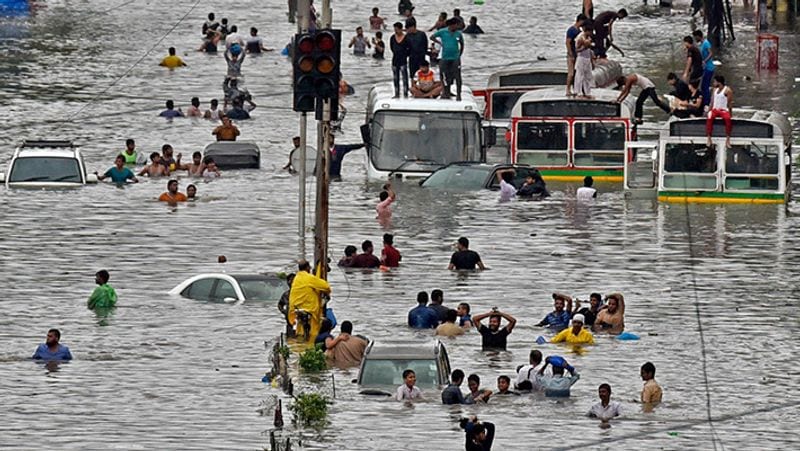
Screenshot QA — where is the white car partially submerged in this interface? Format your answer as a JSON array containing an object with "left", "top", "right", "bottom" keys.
[
  {"left": 0, "top": 140, "right": 98, "bottom": 188},
  {"left": 169, "top": 273, "right": 286, "bottom": 303}
]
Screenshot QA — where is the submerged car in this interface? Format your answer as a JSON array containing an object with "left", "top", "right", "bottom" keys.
[
  {"left": 419, "top": 162, "right": 540, "bottom": 190},
  {"left": 169, "top": 273, "right": 286, "bottom": 303},
  {"left": 0, "top": 140, "right": 98, "bottom": 188},
  {"left": 356, "top": 341, "right": 451, "bottom": 396},
  {"left": 202, "top": 141, "right": 260, "bottom": 169}
]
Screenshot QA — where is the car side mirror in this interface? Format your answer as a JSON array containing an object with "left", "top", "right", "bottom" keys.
[
  {"left": 360, "top": 123, "right": 371, "bottom": 145},
  {"left": 351, "top": 378, "right": 357, "bottom": 384},
  {"left": 86, "top": 173, "right": 98, "bottom": 183},
  {"left": 223, "top": 297, "right": 237, "bottom": 303},
  {"left": 0, "top": 172, "right": 5, "bottom": 183}
]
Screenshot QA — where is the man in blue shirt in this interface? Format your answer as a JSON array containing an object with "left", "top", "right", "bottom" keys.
[
  {"left": 431, "top": 18, "right": 464, "bottom": 100},
  {"left": 565, "top": 14, "right": 587, "bottom": 96},
  {"left": 692, "top": 29, "right": 714, "bottom": 107},
  {"left": 32, "top": 329, "right": 73, "bottom": 361},
  {"left": 441, "top": 369, "right": 474, "bottom": 404},
  {"left": 97, "top": 154, "right": 139, "bottom": 184},
  {"left": 159, "top": 99, "right": 184, "bottom": 118},
  {"left": 407, "top": 291, "right": 439, "bottom": 329},
  {"left": 328, "top": 135, "right": 364, "bottom": 181},
  {"left": 535, "top": 293, "right": 573, "bottom": 332}
]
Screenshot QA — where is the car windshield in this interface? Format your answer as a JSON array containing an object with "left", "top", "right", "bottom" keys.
[
  {"left": 235, "top": 276, "right": 285, "bottom": 301},
  {"left": 421, "top": 165, "right": 491, "bottom": 189},
  {"left": 370, "top": 111, "right": 480, "bottom": 172},
  {"left": 360, "top": 358, "right": 440, "bottom": 388},
  {"left": 9, "top": 157, "right": 81, "bottom": 183}
]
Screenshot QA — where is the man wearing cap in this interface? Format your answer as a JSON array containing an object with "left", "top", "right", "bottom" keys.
[
  {"left": 550, "top": 313, "right": 594, "bottom": 345},
  {"left": 535, "top": 356, "right": 580, "bottom": 397}
]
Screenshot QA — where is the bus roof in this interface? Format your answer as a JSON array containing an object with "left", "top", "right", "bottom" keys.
[
  {"left": 662, "top": 109, "right": 792, "bottom": 142},
  {"left": 367, "top": 83, "right": 480, "bottom": 116},
  {"left": 510, "top": 87, "right": 634, "bottom": 118},
  {"left": 486, "top": 59, "right": 622, "bottom": 89}
]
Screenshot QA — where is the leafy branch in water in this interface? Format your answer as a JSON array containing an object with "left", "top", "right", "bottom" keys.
[
  {"left": 277, "top": 345, "right": 291, "bottom": 360},
  {"left": 291, "top": 392, "right": 329, "bottom": 426},
  {"left": 298, "top": 346, "right": 326, "bottom": 372}
]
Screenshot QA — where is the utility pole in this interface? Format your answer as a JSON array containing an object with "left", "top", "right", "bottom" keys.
[
  {"left": 297, "top": 0, "right": 310, "bottom": 260},
  {"left": 313, "top": 0, "right": 333, "bottom": 279}
]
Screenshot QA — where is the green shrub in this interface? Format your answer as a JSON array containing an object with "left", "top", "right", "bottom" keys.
[
  {"left": 298, "top": 346, "right": 326, "bottom": 372},
  {"left": 277, "top": 345, "right": 291, "bottom": 360},
  {"left": 291, "top": 392, "right": 328, "bottom": 426}
]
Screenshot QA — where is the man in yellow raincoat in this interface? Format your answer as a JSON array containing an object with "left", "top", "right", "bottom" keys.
[{"left": 288, "top": 259, "right": 331, "bottom": 341}]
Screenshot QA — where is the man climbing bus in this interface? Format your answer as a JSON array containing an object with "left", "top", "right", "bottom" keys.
[{"left": 288, "top": 259, "right": 331, "bottom": 341}]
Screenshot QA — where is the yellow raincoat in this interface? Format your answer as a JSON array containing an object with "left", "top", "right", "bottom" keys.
[{"left": 287, "top": 270, "right": 331, "bottom": 341}]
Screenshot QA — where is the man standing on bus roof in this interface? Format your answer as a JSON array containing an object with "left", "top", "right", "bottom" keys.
[
  {"left": 592, "top": 9, "right": 627, "bottom": 60},
  {"left": 431, "top": 18, "right": 464, "bottom": 101},
  {"left": 565, "top": 14, "right": 587, "bottom": 97},
  {"left": 615, "top": 73, "right": 670, "bottom": 124}
]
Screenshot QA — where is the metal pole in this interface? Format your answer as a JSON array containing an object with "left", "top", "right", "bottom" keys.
[
  {"left": 321, "top": 0, "right": 332, "bottom": 28},
  {"left": 297, "top": 0, "right": 310, "bottom": 259}
]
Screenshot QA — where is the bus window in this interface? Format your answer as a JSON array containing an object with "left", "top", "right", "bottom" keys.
[
  {"left": 516, "top": 122, "right": 568, "bottom": 150},
  {"left": 664, "top": 144, "right": 717, "bottom": 173},
  {"left": 725, "top": 144, "right": 779, "bottom": 175},
  {"left": 574, "top": 122, "right": 626, "bottom": 151}
]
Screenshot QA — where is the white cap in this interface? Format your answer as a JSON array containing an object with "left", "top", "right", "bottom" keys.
[{"left": 572, "top": 314, "right": 585, "bottom": 324}]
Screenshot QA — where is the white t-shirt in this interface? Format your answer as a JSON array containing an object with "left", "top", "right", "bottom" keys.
[
  {"left": 588, "top": 401, "right": 622, "bottom": 421},
  {"left": 499, "top": 180, "right": 516, "bottom": 202},
  {"left": 576, "top": 186, "right": 597, "bottom": 200},
  {"left": 515, "top": 363, "right": 543, "bottom": 389},
  {"left": 395, "top": 384, "right": 422, "bottom": 401},
  {"left": 225, "top": 33, "right": 244, "bottom": 48}
]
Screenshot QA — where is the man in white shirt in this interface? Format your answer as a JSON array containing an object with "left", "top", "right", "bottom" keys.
[
  {"left": 588, "top": 383, "right": 622, "bottom": 422},
  {"left": 225, "top": 25, "right": 245, "bottom": 50},
  {"left": 515, "top": 350, "right": 543, "bottom": 390},
  {"left": 576, "top": 175, "right": 597, "bottom": 200},
  {"left": 496, "top": 168, "right": 517, "bottom": 202}
]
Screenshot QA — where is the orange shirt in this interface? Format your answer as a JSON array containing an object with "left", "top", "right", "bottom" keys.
[
  {"left": 213, "top": 124, "right": 240, "bottom": 141},
  {"left": 158, "top": 192, "right": 188, "bottom": 202},
  {"left": 416, "top": 69, "right": 435, "bottom": 83}
]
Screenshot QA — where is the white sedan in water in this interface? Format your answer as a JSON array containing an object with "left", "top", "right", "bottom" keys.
[{"left": 169, "top": 273, "right": 286, "bottom": 303}]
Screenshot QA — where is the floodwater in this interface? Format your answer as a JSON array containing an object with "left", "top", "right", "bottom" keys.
[{"left": 1, "top": 0, "right": 799, "bottom": 450}]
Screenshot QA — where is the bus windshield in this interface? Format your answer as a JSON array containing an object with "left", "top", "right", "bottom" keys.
[{"left": 370, "top": 111, "right": 481, "bottom": 172}]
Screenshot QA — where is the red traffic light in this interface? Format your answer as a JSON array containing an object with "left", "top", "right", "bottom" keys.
[
  {"left": 297, "top": 36, "right": 314, "bottom": 54},
  {"left": 316, "top": 32, "right": 336, "bottom": 52}
]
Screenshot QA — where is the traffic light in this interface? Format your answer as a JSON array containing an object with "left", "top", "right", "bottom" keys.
[{"left": 291, "top": 29, "right": 341, "bottom": 120}]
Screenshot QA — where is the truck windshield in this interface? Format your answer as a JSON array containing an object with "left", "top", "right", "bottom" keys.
[
  {"left": 370, "top": 111, "right": 480, "bottom": 172},
  {"left": 9, "top": 157, "right": 81, "bottom": 183}
]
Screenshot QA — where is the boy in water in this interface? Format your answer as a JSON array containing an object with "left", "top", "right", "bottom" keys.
[
  {"left": 396, "top": 369, "right": 422, "bottom": 401},
  {"left": 88, "top": 270, "right": 117, "bottom": 310},
  {"left": 139, "top": 152, "right": 169, "bottom": 177},
  {"left": 369, "top": 7, "right": 386, "bottom": 31},
  {"left": 372, "top": 31, "right": 385, "bottom": 59}
]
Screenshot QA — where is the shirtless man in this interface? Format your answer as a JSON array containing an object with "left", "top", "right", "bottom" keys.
[
  {"left": 138, "top": 152, "right": 169, "bottom": 177},
  {"left": 593, "top": 293, "right": 625, "bottom": 335},
  {"left": 183, "top": 151, "right": 205, "bottom": 176}
]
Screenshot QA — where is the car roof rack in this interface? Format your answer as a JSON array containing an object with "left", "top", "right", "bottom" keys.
[{"left": 21, "top": 140, "right": 75, "bottom": 148}]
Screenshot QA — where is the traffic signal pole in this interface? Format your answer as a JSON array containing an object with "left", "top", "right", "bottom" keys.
[
  {"left": 297, "top": 0, "right": 310, "bottom": 260},
  {"left": 314, "top": 0, "right": 333, "bottom": 280}
]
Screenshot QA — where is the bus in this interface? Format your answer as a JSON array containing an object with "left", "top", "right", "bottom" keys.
[
  {"left": 624, "top": 110, "right": 793, "bottom": 203},
  {"left": 361, "top": 83, "right": 488, "bottom": 180},
  {"left": 508, "top": 87, "right": 636, "bottom": 182}
]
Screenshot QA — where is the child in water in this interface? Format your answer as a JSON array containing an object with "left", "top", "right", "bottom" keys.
[
  {"left": 372, "top": 31, "right": 385, "bottom": 59},
  {"left": 395, "top": 369, "right": 422, "bottom": 401}
]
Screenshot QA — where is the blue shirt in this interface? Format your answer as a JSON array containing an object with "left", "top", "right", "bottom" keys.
[
  {"left": 432, "top": 28, "right": 463, "bottom": 61},
  {"left": 700, "top": 39, "right": 714, "bottom": 71},
  {"left": 103, "top": 166, "right": 136, "bottom": 183},
  {"left": 330, "top": 143, "right": 364, "bottom": 178},
  {"left": 441, "top": 384, "right": 474, "bottom": 404},
  {"left": 159, "top": 109, "right": 184, "bottom": 118},
  {"left": 566, "top": 25, "right": 581, "bottom": 57},
  {"left": 408, "top": 305, "right": 439, "bottom": 329},
  {"left": 535, "top": 372, "right": 580, "bottom": 397},
  {"left": 32, "top": 343, "right": 72, "bottom": 361},
  {"left": 458, "top": 313, "right": 472, "bottom": 327},
  {"left": 539, "top": 310, "right": 572, "bottom": 332}
]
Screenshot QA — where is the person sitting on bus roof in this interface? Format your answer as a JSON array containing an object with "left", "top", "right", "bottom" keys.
[
  {"left": 666, "top": 72, "right": 691, "bottom": 102},
  {"left": 615, "top": 73, "right": 670, "bottom": 124},
  {"left": 410, "top": 60, "right": 443, "bottom": 98},
  {"left": 706, "top": 75, "right": 734, "bottom": 148},
  {"left": 672, "top": 80, "right": 704, "bottom": 119}
]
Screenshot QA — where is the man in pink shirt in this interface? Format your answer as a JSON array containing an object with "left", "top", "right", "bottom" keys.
[{"left": 376, "top": 182, "right": 396, "bottom": 227}]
